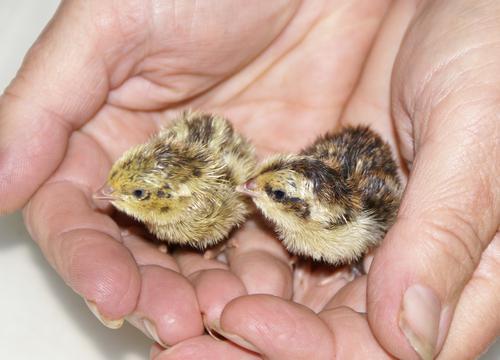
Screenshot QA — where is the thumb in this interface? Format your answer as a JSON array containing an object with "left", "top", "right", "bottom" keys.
[
  {"left": 367, "top": 95, "right": 499, "bottom": 358},
  {"left": 367, "top": 1, "right": 500, "bottom": 358},
  {"left": 0, "top": 1, "right": 113, "bottom": 213}
]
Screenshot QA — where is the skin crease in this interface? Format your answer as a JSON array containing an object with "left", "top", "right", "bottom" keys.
[{"left": 0, "top": 1, "right": 498, "bottom": 360}]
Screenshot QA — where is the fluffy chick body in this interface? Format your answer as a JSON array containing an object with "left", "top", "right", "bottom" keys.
[
  {"left": 103, "top": 111, "right": 256, "bottom": 248},
  {"left": 242, "top": 126, "right": 401, "bottom": 265}
]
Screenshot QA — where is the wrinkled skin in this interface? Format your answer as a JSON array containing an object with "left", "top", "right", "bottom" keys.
[{"left": 1, "top": 0, "right": 499, "bottom": 359}]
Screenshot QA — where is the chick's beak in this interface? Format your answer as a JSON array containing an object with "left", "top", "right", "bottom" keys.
[
  {"left": 93, "top": 183, "right": 117, "bottom": 201},
  {"left": 236, "top": 179, "right": 259, "bottom": 197}
]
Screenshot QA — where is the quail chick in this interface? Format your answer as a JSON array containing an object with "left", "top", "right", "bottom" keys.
[
  {"left": 95, "top": 111, "right": 256, "bottom": 249},
  {"left": 237, "top": 126, "right": 402, "bottom": 265}
]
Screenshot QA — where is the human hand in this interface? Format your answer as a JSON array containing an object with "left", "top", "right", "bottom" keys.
[
  {"left": 152, "top": 1, "right": 499, "bottom": 359},
  {"left": 0, "top": 0, "right": 333, "bottom": 348}
]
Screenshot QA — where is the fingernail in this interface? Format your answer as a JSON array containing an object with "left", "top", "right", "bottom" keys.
[
  {"left": 120, "top": 228, "right": 131, "bottom": 237},
  {"left": 84, "top": 298, "right": 124, "bottom": 329},
  {"left": 203, "top": 316, "right": 225, "bottom": 341},
  {"left": 143, "top": 318, "right": 170, "bottom": 349},
  {"left": 399, "top": 284, "right": 441, "bottom": 360},
  {"left": 215, "top": 327, "right": 260, "bottom": 353},
  {"left": 158, "top": 244, "right": 168, "bottom": 253}
]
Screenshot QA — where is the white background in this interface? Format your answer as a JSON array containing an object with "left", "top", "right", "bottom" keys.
[{"left": 0, "top": 1, "right": 498, "bottom": 359}]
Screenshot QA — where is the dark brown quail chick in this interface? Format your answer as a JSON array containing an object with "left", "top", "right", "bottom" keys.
[{"left": 238, "top": 126, "right": 402, "bottom": 265}]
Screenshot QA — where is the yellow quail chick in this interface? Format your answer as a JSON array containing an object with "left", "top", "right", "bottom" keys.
[
  {"left": 95, "top": 111, "right": 256, "bottom": 249},
  {"left": 237, "top": 126, "right": 402, "bottom": 265}
]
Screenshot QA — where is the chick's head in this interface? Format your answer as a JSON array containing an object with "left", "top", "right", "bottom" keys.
[
  {"left": 103, "top": 141, "right": 204, "bottom": 225},
  {"left": 239, "top": 156, "right": 317, "bottom": 224},
  {"left": 240, "top": 155, "right": 353, "bottom": 227}
]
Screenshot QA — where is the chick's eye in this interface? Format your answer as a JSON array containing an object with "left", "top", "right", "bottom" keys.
[
  {"left": 272, "top": 190, "right": 286, "bottom": 200},
  {"left": 132, "top": 189, "right": 146, "bottom": 199}
]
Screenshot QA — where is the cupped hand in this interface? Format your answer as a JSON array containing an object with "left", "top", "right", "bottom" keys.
[
  {"left": 0, "top": 0, "right": 389, "bottom": 349},
  {"left": 153, "top": 1, "right": 499, "bottom": 359}
]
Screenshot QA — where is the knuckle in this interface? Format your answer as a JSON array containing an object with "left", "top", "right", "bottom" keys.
[
  {"left": 476, "top": 233, "right": 500, "bottom": 279},
  {"left": 422, "top": 212, "right": 483, "bottom": 275}
]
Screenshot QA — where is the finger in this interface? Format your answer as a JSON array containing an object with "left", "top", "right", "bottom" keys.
[
  {"left": 121, "top": 232, "right": 206, "bottom": 347},
  {"left": 226, "top": 219, "right": 293, "bottom": 298},
  {"left": 189, "top": 268, "right": 247, "bottom": 334},
  {"left": 174, "top": 249, "right": 247, "bottom": 335},
  {"left": 369, "top": 101, "right": 500, "bottom": 358},
  {"left": 153, "top": 335, "right": 261, "bottom": 360},
  {"left": 219, "top": 295, "right": 336, "bottom": 359},
  {"left": 24, "top": 132, "right": 140, "bottom": 325},
  {"left": 0, "top": 1, "right": 113, "bottom": 213},
  {"left": 439, "top": 234, "right": 500, "bottom": 358},
  {"left": 324, "top": 275, "right": 367, "bottom": 313},
  {"left": 128, "top": 265, "right": 204, "bottom": 348},
  {"left": 368, "top": 156, "right": 498, "bottom": 359},
  {"left": 122, "top": 231, "right": 179, "bottom": 271},
  {"left": 368, "top": 2, "right": 500, "bottom": 355},
  {"left": 175, "top": 249, "right": 228, "bottom": 277},
  {"left": 319, "top": 307, "right": 394, "bottom": 359},
  {"left": 292, "top": 262, "right": 354, "bottom": 313}
]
